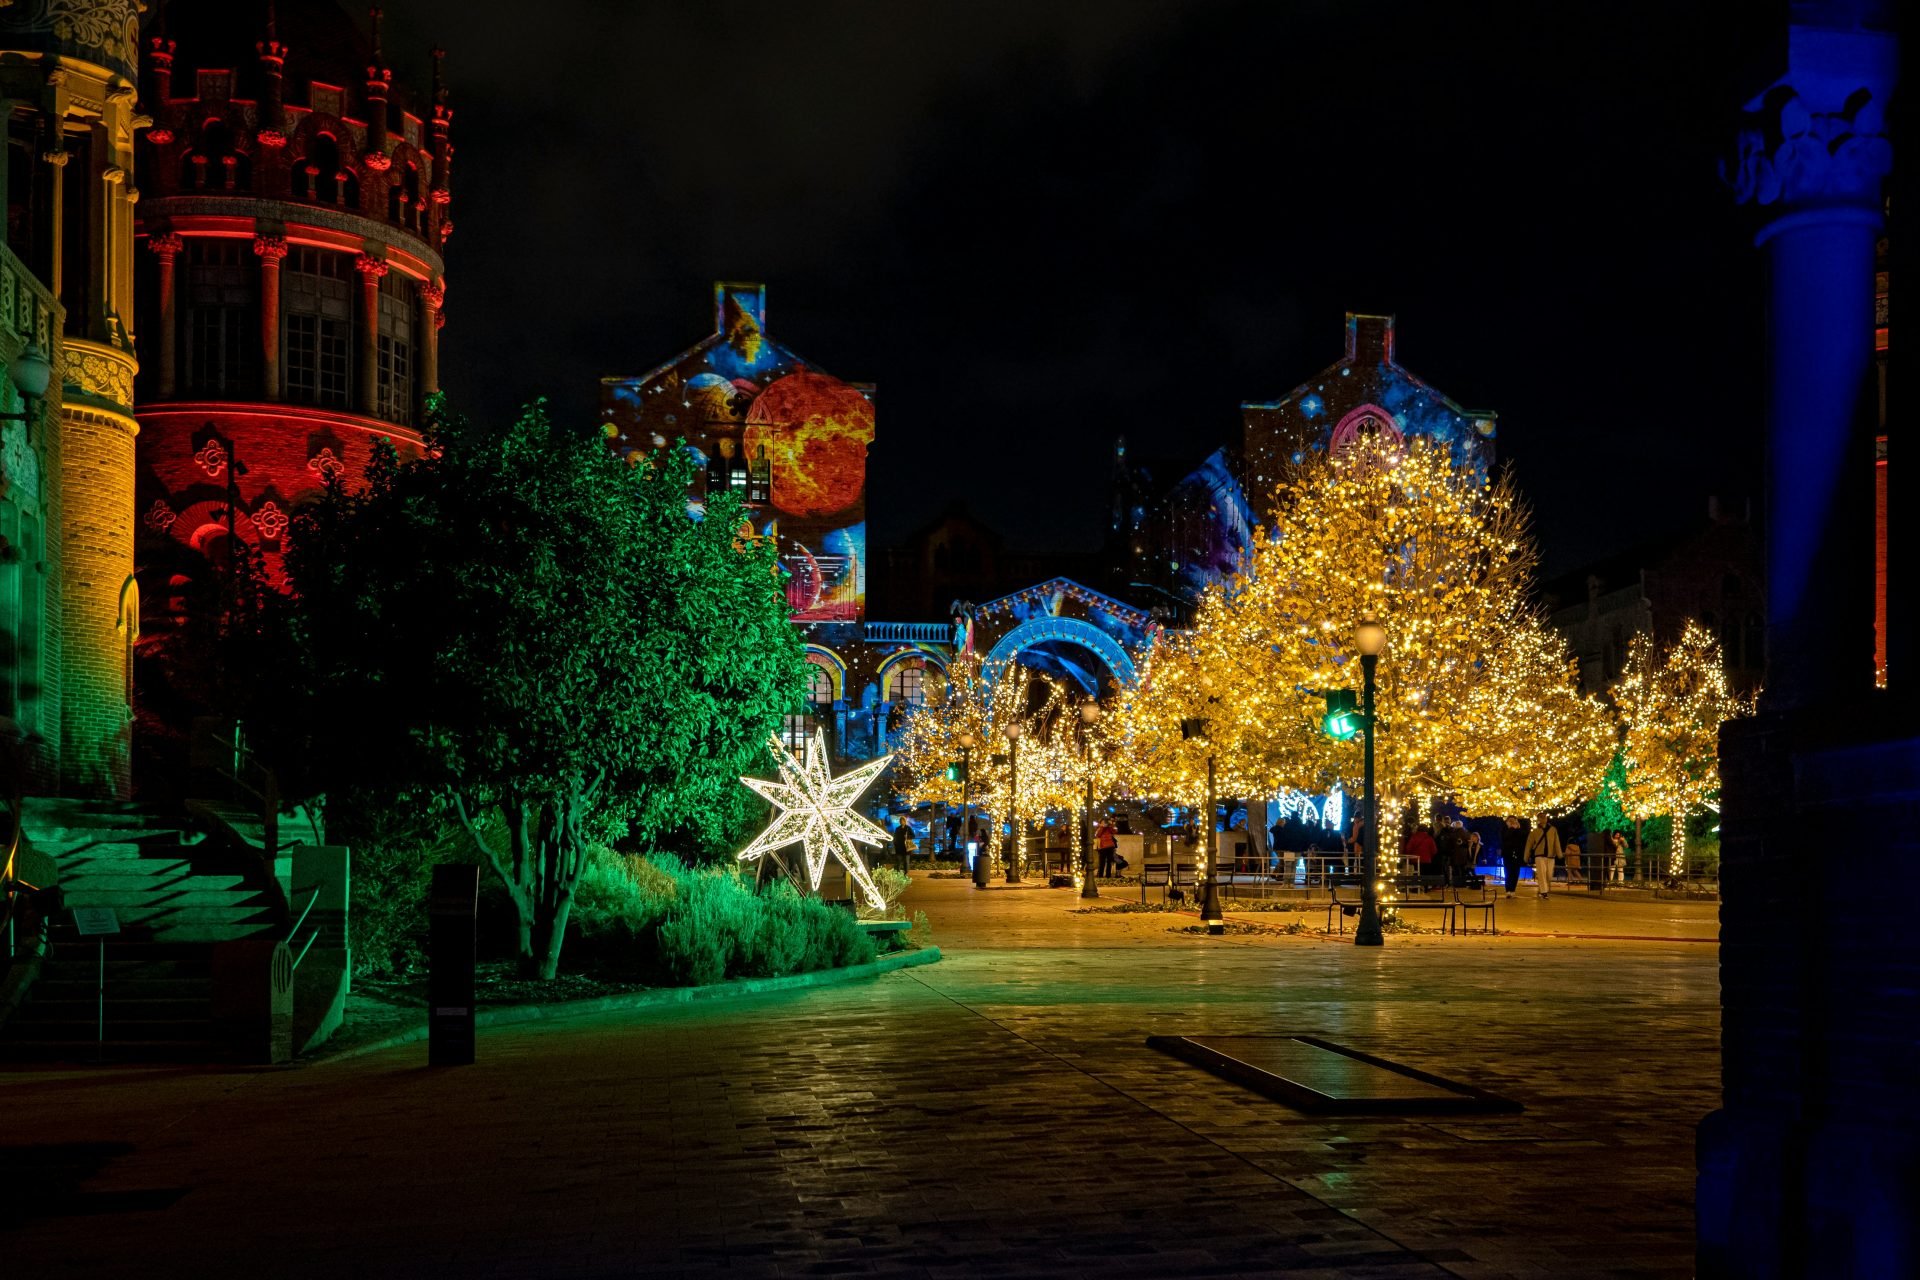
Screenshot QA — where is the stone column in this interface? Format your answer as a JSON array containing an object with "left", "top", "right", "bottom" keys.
[
  {"left": 1726, "top": 43, "right": 1895, "bottom": 710},
  {"left": 418, "top": 280, "right": 443, "bottom": 403},
  {"left": 1701, "top": 13, "right": 1904, "bottom": 1280},
  {"left": 253, "top": 235, "right": 287, "bottom": 400},
  {"left": 354, "top": 254, "right": 387, "bottom": 416},
  {"left": 148, "top": 231, "right": 182, "bottom": 398}
]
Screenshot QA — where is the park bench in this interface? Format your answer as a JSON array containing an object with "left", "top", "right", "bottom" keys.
[
  {"left": 1327, "top": 882, "right": 1456, "bottom": 935},
  {"left": 1141, "top": 854, "right": 1197, "bottom": 904},
  {"left": 1451, "top": 898, "right": 1498, "bottom": 934}
]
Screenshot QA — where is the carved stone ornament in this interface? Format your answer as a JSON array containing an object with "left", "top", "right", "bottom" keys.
[
  {"left": 306, "top": 447, "right": 346, "bottom": 481},
  {"left": 66, "top": 348, "right": 134, "bottom": 408},
  {"left": 193, "top": 439, "right": 227, "bottom": 478},
  {"left": 354, "top": 254, "right": 390, "bottom": 278},
  {"left": 0, "top": 1, "right": 142, "bottom": 82},
  {"left": 253, "top": 235, "right": 289, "bottom": 262},
  {"left": 251, "top": 501, "right": 289, "bottom": 542},
  {"left": 143, "top": 498, "right": 177, "bottom": 533},
  {"left": 1725, "top": 84, "right": 1893, "bottom": 208}
]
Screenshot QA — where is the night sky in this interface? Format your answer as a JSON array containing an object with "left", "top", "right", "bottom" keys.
[{"left": 384, "top": 0, "right": 1766, "bottom": 578}]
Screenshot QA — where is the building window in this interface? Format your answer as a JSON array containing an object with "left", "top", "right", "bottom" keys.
[
  {"left": 188, "top": 305, "right": 249, "bottom": 396},
  {"left": 286, "top": 312, "right": 350, "bottom": 408},
  {"left": 780, "top": 712, "right": 811, "bottom": 751},
  {"left": 377, "top": 334, "right": 411, "bottom": 421},
  {"left": 805, "top": 662, "right": 834, "bottom": 707},
  {"left": 887, "top": 658, "right": 927, "bottom": 707}
]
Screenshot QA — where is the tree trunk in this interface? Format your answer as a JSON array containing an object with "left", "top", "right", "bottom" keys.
[
  {"left": 1668, "top": 812, "right": 1686, "bottom": 881},
  {"left": 521, "top": 782, "right": 590, "bottom": 979}
]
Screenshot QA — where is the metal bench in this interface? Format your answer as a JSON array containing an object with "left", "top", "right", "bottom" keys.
[{"left": 1327, "top": 882, "right": 1456, "bottom": 934}]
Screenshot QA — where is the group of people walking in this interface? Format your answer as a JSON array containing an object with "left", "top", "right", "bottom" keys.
[{"left": 1500, "top": 815, "right": 1631, "bottom": 897}]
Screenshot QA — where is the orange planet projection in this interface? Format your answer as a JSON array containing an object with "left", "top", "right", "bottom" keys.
[{"left": 744, "top": 371, "right": 875, "bottom": 518}]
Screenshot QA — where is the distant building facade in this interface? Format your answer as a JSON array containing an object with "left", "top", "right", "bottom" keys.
[
  {"left": 1109, "top": 313, "right": 1497, "bottom": 615},
  {"left": 128, "top": 3, "right": 451, "bottom": 788},
  {"left": 1541, "top": 501, "right": 1765, "bottom": 695},
  {"left": 603, "top": 283, "right": 1151, "bottom": 763},
  {"left": 132, "top": 2, "right": 451, "bottom": 599}
]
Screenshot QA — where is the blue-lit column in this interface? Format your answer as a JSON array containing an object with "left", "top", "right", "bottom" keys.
[
  {"left": 1727, "top": 29, "right": 1895, "bottom": 708},
  {"left": 1703, "top": 12, "right": 1904, "bottom": 1279}
]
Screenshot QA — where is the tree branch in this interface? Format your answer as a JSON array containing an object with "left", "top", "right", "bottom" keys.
[{"left": 453, "top": 793, "right": 513, "bottom": 888}]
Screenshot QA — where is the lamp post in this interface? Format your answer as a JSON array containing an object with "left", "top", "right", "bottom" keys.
[
  {"left": 960, "top": 730, "right": 985, "bottom": 889},
  {"left": 1353, "top": 618, "right": 1387, "bottom": 947},
  {"left": 1079, "top": 699, "right": 1101, "bottom": 899},
  {"left": 1004, "top": 722, "right": 1023, "bottom": 883}
]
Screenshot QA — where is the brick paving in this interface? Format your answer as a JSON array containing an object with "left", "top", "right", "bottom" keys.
[{"left": 0, "top": 878, "right": 1719, "bottom": 1278}]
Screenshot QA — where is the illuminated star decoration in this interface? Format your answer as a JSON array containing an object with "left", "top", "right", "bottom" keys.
[{"left": 737, "top": 730, "right": 893, "bottom": 911}]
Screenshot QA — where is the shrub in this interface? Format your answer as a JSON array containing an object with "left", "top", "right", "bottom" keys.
[{"left": 859, "top": 866, "right": 911, "bottom": 920}]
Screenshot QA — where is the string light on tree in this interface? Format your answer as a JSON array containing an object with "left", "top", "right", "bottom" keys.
[
  {"left": 737, "top": 729, "right": 893, "bottom": 911},
  {"left": 1614, "top": 621, "right": 1755, "bottom": 878}
]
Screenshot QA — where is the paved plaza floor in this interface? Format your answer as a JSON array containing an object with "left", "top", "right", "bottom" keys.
[{"left": 0, "top": 877, "right": 1721, "bottom": 1278}]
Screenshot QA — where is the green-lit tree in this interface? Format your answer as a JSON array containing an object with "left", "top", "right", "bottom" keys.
[
  {"left": 1581, "top": 748, "right": 1631, "bottom": 835},
  {"left": 287, "top": 399, "right": 806, "bottom": 977}
]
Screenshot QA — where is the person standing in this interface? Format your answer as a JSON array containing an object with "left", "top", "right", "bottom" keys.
[
  {"left": 892, "top": 817, "right": 914, "bottom": 872},
  {"left": 1095, "top": 819, "right": 1119, "bottom": 877},
  {"left": 1404, "top": 824, "right": 1439, "bottom": 885},
  {"left": 1610, "top": 830, "right": 1628, "bottom": 884},
  {"left": 945, "top": 810, "right": 962, "bottom": 856},
  {"left": 1525, "top": 815, "right": 1562, "bottom": 899},
  {"left": 1502, "top": 815, "right": 1527, "bottom": 897},
  {"left": 1346, "top": 812, "right": 1367, "bottom": 878}
]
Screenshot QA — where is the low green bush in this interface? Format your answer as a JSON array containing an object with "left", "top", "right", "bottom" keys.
[{"left": 572, "top": 854, "right": 876, "bottom": 985}]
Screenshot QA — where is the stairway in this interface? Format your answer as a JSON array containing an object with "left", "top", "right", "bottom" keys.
[{"left": 1, "top": 799, "right": 285, "bottom": 1062}]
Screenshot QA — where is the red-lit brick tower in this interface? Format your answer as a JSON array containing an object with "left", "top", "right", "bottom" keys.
[{"left": 132, "top": 1, "right": 449, "bottom": 609}]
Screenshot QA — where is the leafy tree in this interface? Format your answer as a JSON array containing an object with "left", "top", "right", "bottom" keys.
[
  {"left": 1613, "top": 622, "right": 1754, "bottom": 878},
  {"left": 1581, "top": 748, "right": 1632, "bottom": 834},
  {"left": 286, "top": 400, "right": 806, "bottom": 977}
]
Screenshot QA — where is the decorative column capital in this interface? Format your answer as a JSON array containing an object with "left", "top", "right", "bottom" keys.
[
  {"left": 419, "top": 281, "right": 445, "bottom": 311},
  {"left": 1725, "top": 83, "right": 1893, "bottom": 213},
  {"left": 148, "top": 231, "right": 184, "bottom": 259},
  {"left": 253, "top": 235, "right": 290, "bottom": 263},
  {"left": 354, "top": 254, "right": 390, "bottom": 280}
]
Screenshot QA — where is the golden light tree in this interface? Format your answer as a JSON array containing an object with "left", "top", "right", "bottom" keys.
[
  {"left": 892, "top": 654, "right": 1090, "bottom": 877},
  {"left": 1614, "top": 621, "right": 1755, "bottom": 877},
  {"left": 1218, "top": 436, "right": 1538, "bottom": 803},
  {"left": 1445, "top": 613, "right": 1617, "bottom": 816}
]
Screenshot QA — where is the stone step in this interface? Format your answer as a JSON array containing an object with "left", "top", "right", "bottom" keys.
[
  {"left": 0, "top": 1039, "right": 224, "bottom": 1063},
  {"left": 56, "top": 883, "right": 257, "bottom": 906},
  {"left": 58, "top": 867, "right": 201, "bottom": 888},
  {"left": 31, "top": 976, "right": 211, "bottom": 1000},
  {"left": 14, "top": 996, "right": 211, "bottom": 1021},
  {"left": 56, "top": 847, "right": 204, "bottom": 864}
]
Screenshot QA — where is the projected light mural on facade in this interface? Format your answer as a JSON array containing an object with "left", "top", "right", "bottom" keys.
[{"left": 601, "top": 283, "right": 873, "bottom": 622}]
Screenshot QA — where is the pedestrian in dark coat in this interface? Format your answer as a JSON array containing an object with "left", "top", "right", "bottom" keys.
[{"left": 1502, "top": 815, "right": 1527, "bottom": 897}]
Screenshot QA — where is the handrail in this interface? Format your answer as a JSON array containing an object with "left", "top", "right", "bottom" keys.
[
  {"left": 287, "top": 888, "right": 320, "bottom": 943},
  {"left": 1, "top": 780, "right": 27, "bottom": 960},
  {"left": 287, "top": 887, "right": 325, "bottom": 973}
]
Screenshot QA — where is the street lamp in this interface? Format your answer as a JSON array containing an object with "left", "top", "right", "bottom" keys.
[
  {"left": 1004, "top": 722, "right": 1024, "bottom": 883},
  {"left": 0, "top": 344, "right": 51, "bottom": 433},
  {"left": 1079, "top": 699, "right": 1101, "bottom": 899},
  {"left": 959, "top": 730, "right": 984, "bottom": 889},
  {"left": 1353, "top": 617, "right": 1387, "bottom": 947}
]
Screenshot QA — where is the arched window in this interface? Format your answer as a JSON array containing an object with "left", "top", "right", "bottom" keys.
[
  {"left": 306, "top": 133, "right": 354, "bottom": 206},
  {"left": 887, "top": 657, "right": 927, "bottom": 707},
  {"left": 805, "top": 662, "right": 833, "bottom": 707}
]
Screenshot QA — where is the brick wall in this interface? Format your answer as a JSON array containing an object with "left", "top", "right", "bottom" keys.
[{"left": 59, "top": 404, "right": 137, "bottom": 796}]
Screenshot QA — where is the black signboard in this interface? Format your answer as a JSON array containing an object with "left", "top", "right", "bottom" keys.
[{"left": 428, "top": 864, "right": 479, "bottom": 1066}]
